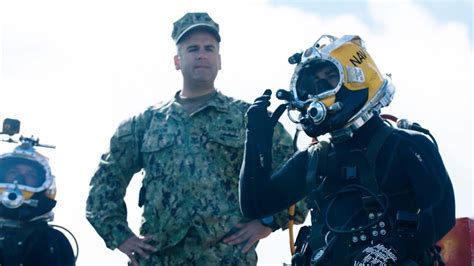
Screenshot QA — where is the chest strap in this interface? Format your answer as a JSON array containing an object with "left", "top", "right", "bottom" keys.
[{"left": 306, "top": 141, "right": 330, "bottom": 213}]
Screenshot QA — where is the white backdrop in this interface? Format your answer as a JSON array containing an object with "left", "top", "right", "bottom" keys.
[{"left": 1, "top": 0, "right": 472, "bottom": 265}]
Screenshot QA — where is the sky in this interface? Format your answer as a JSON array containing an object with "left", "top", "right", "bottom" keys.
[{"left": 0, "top": 0, "right": 472, "bottom": 265}]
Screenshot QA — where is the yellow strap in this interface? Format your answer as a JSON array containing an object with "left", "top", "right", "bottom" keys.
[{"left": 288, "top": 204, "right": 296, "bottom": 255}]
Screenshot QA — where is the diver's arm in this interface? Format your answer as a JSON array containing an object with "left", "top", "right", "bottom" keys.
[
  {"left": 382, "top": 132, "right": 455, "bottom": 259},
  {"left": 259, "top": 150, "right": 309, "bottom": 215},
  {"left": 239, "top": 136, "right": 309, "bottom": 218},
  {"left": 239, "top": 129, "right": 266, "bottom": 219},
  {"left": 239, "top": 89, "right": 310, "bottom": 219},
  {"left": 270, "top": 123, "right": 311, "bottom": 228},
  {"left": 402, "top": 133, "right": 455, "bottom": 254}
]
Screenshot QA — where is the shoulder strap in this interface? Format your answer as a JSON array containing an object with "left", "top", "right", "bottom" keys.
[
  {"left": 306, "top": 141, "right": 330, "bottom": 191},
  {"left": 360, "top": 126, "right": 395, "bottom": 195},
  {"left": 306, "top": 140, "right": 330, "bottom": 219},
  {"left": 305, "top": 141, "right": 332, "bottom": 252}
]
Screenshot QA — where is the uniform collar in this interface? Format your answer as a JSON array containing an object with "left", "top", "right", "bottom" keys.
[
  {"left": 172, "top": 90, "right": 229, "bottom": 113},
  {"left": 151, "top": 90, "right": 230, "bottom": 121}
]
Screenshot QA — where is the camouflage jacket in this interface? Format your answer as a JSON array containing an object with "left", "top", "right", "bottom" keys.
[{"left": 86, "top": 91, "right": 308, "bottom": 252}]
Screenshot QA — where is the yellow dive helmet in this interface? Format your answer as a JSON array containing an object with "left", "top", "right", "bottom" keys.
[
  {"left": 287, "top": 35, "right": 395, "bottom": 140},
  {"left": 0, "top": 140, "right": 56, "bottom": 221}
]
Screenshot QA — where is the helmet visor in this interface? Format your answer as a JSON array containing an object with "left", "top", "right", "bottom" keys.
[
  {"left": 0, "top": 157, "right": 46, "bottom": 189},
  {"left": 295, "top": 60, "right": 341, "bottom": 102}
]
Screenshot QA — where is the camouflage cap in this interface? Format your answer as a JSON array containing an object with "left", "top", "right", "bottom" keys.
[{"left": 172, "top": 12, "right": 220, "bottom": 44}]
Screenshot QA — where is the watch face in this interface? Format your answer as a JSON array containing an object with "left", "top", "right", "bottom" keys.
[{"left": 261, "top": 216, "right": 274, "bottom": 225}]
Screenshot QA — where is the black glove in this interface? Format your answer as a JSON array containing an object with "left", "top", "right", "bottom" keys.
[
  {"left": 239, "top": 89, "right": 286, "bottom": 218},
  {"left": 246, "top": 89, "right": 287, "bottom": 156},
  {"left": 353, "top": 243, "right": 398, "bottom": 265}
]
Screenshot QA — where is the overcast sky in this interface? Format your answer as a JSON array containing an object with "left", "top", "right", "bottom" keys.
[{"left": 1, "top": 0, "right": 472, "bottom": 265}]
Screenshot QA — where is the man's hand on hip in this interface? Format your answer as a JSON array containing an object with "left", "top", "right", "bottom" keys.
[
  {"left": 118, "top": 235, "right": 158, "bottom": 266},
  {"left": 222, "top": 219, "right": 272, "bottom": 253}
]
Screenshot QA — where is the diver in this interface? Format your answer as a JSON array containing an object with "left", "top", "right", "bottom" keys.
[
  {"left": 239, "top": 35, "right": 455, "bottom": 265},
  {"left": 0, "top": 119, "right": 76, "bottom": 266}
]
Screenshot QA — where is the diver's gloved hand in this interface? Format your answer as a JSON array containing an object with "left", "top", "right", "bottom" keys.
[
  {"left": 239, "top": 89, "right": 287, "bottom": 218},
  {"left": 246, "top": 89, "right": 287, "bottom": 143},
  {"left": 352, "top": 243, "right": 398, "bottom": 265},
  {"left": 245, "top": 89, "right": 286, "bottom": 173}
]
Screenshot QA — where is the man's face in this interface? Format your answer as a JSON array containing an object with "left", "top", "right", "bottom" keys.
[
  {"left": 174, "top": 30, "right": 221, "bottom": 87},
  {"left": 296, "top": 62, "right": 340, "bottom": 101},
  {"left": 313, "top": 63, "right": 340, "bottom": 90},
  {"left": 2, "top": 163, "right": 43, "bottom": 187}
]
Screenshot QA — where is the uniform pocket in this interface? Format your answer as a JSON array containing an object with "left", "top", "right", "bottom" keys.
[
  {"left": 141, "top": 114, "right": 178, "bottom": 153},
  {"left": 141, "top": 128, "right": 176, "bottom": 153},
  {"left": 141, "top": 117, "right": 179, "bottom": 176}
]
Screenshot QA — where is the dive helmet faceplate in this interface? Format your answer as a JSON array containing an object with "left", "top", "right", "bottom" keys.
[
  {"left": 0, "top": 142, "right": 56, "bottom": 221},
  {"left": 289, "top": 35, "right": 395, "bottom": 140}
]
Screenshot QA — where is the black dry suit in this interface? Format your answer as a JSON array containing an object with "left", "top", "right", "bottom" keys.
[
  {"left": 239, "top": 115, "right": 455, "bottom": 265},
  {"left": 0, "top": 220, "right": 75, "bottom": 266}
]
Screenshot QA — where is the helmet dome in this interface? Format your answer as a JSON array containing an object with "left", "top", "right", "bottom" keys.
[
  {"left": 0, "top": 142, "right": 56, "bottom": 221},
  {"left": 289, "top": 35, "right": 395, "bottom": 139}
]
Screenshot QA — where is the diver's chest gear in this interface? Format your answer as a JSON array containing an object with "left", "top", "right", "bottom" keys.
[
  {"left": 0, "top": 218, "right": 77, "bottom": 266},
  {"left": 293, "top": 126, "right": 396, "bottom": 265},
  {"left": 0, "top": 220, "right": 49, "bottom": 265}
]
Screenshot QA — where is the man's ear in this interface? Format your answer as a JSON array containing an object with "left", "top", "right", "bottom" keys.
[
  {"left": 174, "top": 55, "right": 181, "bottom": 70},
  {"left": 218, "top": 54, "right": 222, "bottom": 70}
]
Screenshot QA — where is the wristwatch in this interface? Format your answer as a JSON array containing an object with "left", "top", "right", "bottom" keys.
[{"left": 260, "top": 216, "right": 279, "bottom": 231}]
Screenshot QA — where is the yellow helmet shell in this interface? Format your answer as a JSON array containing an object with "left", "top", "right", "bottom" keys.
[
  {"left": 291, "top": 35, "right": 384, "bottom": 108},
  {"left": 329, "top": 36, "right": 383, "bottom": 101}
]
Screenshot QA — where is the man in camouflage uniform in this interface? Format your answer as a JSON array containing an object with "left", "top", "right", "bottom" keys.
[{"left": 86, "top": 12, "right": 308, "bottom": 265}]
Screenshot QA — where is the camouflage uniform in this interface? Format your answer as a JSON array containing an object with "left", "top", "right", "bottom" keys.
[{"left": 86, "top": 91, "right": 308, "bottom": 265}]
